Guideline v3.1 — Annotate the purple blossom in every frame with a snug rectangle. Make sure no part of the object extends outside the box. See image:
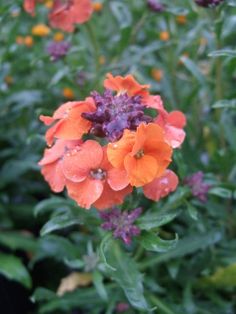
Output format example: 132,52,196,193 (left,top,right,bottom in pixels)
195,0,224,7
100,207,142,245
147,0,165,12
47,41,70,61
82,89,153,142
184,171,211,202
116,302,130,313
